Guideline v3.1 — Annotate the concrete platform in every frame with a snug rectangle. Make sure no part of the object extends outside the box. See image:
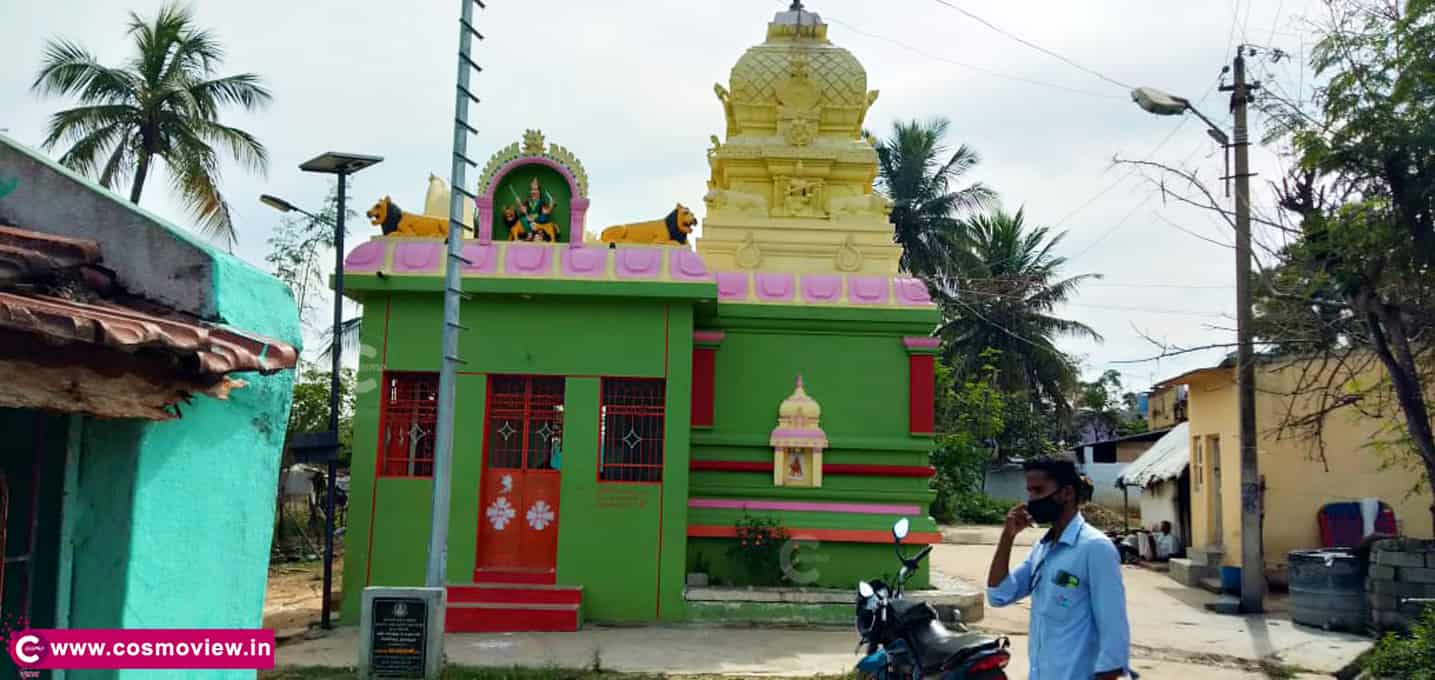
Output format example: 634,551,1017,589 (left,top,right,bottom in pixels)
684,576,984,626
